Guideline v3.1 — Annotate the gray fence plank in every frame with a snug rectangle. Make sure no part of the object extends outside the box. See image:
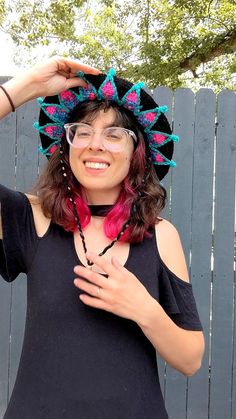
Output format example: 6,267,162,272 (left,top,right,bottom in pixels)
209,90,236,418
187,89,216,418
164,88,195,419
233,233,236,418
